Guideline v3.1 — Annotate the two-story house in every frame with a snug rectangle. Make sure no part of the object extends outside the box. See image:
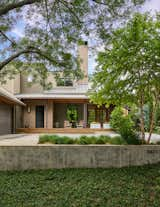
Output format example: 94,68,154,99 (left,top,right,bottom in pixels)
0,42,114,134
